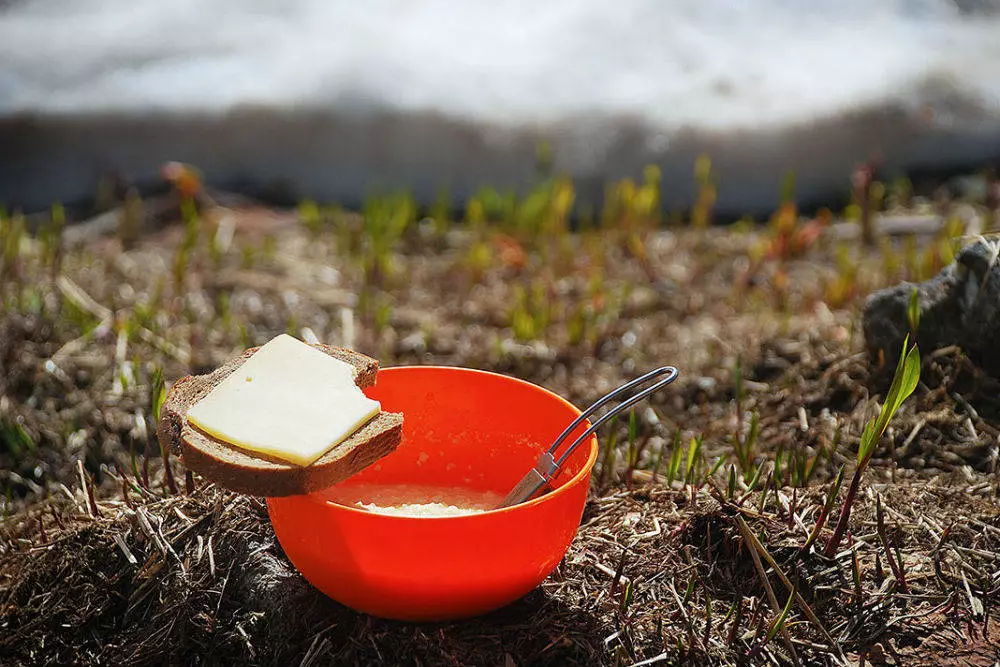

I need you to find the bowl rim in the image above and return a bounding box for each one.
[287,365,599,519]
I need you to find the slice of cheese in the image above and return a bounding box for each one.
[186,334,381,467]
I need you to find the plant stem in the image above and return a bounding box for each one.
[823,466,863,558]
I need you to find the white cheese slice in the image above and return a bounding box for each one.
[185,334,381,467]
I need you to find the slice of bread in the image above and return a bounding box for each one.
[156,343,403,497]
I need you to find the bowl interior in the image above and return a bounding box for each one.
[312,365,593,508]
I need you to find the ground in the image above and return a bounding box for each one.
[1,187,999,666]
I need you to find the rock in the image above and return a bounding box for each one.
[863,239,1000,374]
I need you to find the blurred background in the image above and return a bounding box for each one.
[3,0,1000,216]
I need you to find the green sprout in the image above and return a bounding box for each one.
[825,337,920,557]
[691,155,717,229]
[151,366,166,424]
[760,586,796,651]
[666,431,684,485]
[361,192,415,286]
[907,287,920,335]
[298,199,323,237]
[684,435,703,486]
[118,189,143,249]
[429,186,452,234]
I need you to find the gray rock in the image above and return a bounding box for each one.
[863,239,1000,374]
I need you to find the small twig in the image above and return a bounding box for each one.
[341,307,355,349]
[117,465,135,510]
[633,517,662,541]
[58,275,112,320]
[141,448,151,491]
[902,419,925,449]
[875,494,908,592]
[965,417,979,443]
[57,274,190,364]
[111,322,129,397]
[952,392,980,422]
[627,653,670,667]
[733,516,801,666]
[49,505,64,530]
[211,564,233,630]
[736,514,849,665]
[153,511,185,572]
[962,572,985,618]
[136,327,191,365]
[592,557,631,583]
[299,632,333,667]
[113,533,138,565]
[610,547,629,599]
[77,460,100,517]
[207,535,216,577]
[849,532,864,607]
[727,597,746,648]
[135,508,168,558]
[159,434,179,496]
[57,483,79,508]
[666,580,704,654]
[798,467,844,558]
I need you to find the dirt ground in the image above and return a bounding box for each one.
[2,193,999,666]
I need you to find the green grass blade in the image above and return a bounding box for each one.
[859,337,920,466]
[804,442,824,484]
[774,446,784,486]
[684,435,702,484]
[151,366,166,424]
[709,455,726,476]
[682,575,697,605]
[907,287,920,333]
[746,457,766,492]
[733,355,744,407]
[667,431,683,484]
[742,412,760,476]
[765,587,796,644]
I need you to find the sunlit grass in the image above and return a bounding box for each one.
[0,156,971,507]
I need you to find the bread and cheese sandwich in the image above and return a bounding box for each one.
[157,334,403,497]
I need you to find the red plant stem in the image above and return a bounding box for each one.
[801,504,830,556]
[823,467,864,558]
[727,598,745,648]
[85,473,100,517]
[118,465,135,510]
[159,437,179,496]
[876,496,908,592]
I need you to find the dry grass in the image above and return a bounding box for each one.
[2,451,998,666]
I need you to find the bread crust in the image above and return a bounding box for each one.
[156,344,402,496]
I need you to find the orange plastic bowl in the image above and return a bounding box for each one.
[266,366,598,622]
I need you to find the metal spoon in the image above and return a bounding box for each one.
[496,365,679,509]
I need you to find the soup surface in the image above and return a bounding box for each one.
[326,483,504,517]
